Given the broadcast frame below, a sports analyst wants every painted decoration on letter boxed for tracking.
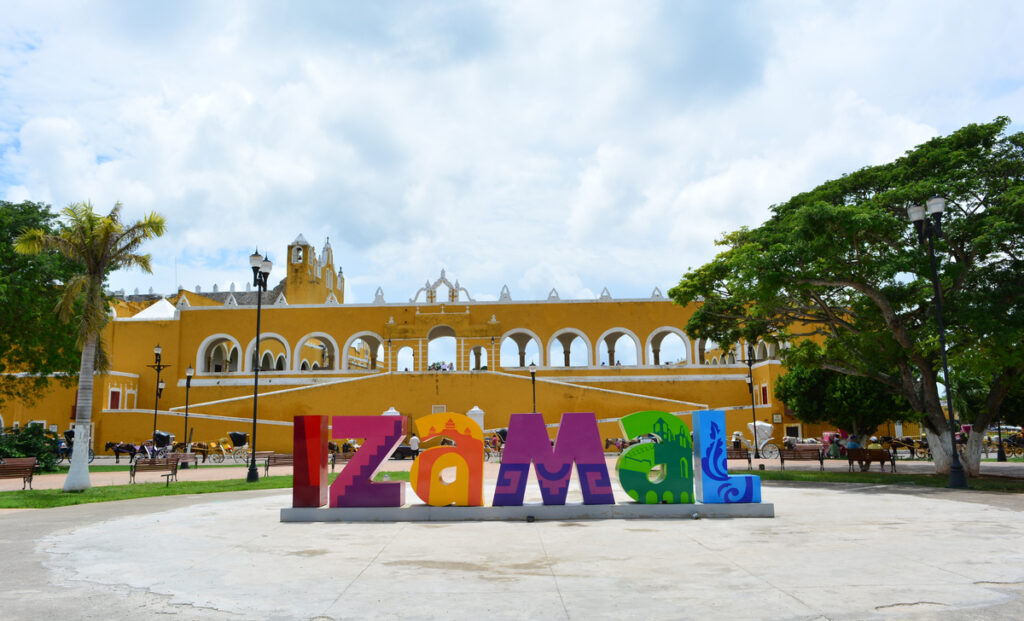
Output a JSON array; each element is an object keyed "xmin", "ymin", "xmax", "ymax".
[
  {"xmin": 329, "ymin": 415, "xmax": 407, "ymax": 507},
  {"xmin": 493, "ymin": 412, "xmax": 615, "ymax": 506},
  {"xmin": 293, "ymin": 415, "xmax": 329, "ymax": 508},
  {"xmin": 616, "ymin": 410, "xmax": 694, "ymax": 504},
  {"xmin": 409, "ymin": 413, "xmax": 485, "ymax": 506},
  {"xmin": 692, "ymin": 409, "xmax": 761, "ymax": 503}
]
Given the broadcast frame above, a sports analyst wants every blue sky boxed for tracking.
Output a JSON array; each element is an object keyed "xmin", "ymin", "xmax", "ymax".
[{"xmin": 2, "ymin": 1, "xmax": 1022, "ymax": 305}]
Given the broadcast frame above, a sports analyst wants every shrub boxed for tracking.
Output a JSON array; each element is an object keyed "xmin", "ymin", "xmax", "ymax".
[{"xmin": 0, "ymin": 424, "xmax": 60, "ymax": 471}]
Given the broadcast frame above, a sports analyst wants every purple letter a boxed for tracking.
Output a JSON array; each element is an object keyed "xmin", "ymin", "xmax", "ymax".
[{"xmin": 493, "ymin": 412, "xmax": 615, "ymax": 506}]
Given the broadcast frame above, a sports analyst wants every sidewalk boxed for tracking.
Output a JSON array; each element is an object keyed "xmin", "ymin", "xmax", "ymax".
[
  {"xmin": 6, "ymin": 453, "xmax": 1022, "ymax": 493},
  {"xmin": 1, "ymin": 462, "xmax": 1022, "ymax": 620}
]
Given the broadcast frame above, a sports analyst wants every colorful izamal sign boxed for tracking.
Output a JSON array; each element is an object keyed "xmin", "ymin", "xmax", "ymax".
[{"xmin": 288, "ymin": 409, "xmax": 763, "ymax": 516}]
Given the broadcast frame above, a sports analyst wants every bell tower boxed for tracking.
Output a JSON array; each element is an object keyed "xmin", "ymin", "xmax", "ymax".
[{"xmin": 284, "ymin": 234, "xmax": 345, "ymax": 305}]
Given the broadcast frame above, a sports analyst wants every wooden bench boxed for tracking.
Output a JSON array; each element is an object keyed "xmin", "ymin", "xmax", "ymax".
[
  {"xmin": 167, "ymin": 453, "xmax": 199, "ymax": 469},
  {"xmin": 130, "ymin": 457, "xmax": 180, "ymax": 486},
  {"xmin": 725, "ymin": 448, "xmax": 752, "ymax": 470},
  {"xmin": 264, "ymin": 453, "xmax": 293, "ymax": 476},
  {"xmin": 847, "ymin": 448, "xmax": 896, "ymax": 472},
  {"xmin": 330, "ymin": 451, "xmax": 357, "ymax": 472},
  {"xmin": 0, "ymin": 457, "xmax": 37, "ymax": 490},
  {"xmin": 779, "ymin": 446, "xmax": 824, "ymax": 470}
]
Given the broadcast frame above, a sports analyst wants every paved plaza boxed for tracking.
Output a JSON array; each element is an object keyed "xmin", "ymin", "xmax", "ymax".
[{"xmin": 1, "ymin": 460, "xmax": 1023, "ymax": 620}]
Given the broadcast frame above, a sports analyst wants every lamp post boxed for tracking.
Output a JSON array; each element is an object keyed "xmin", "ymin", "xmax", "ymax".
[
  {"xmin": 745, "ymin": 343, "xmax": 760, "ymax": 458},
  {"xmin": 147, "ymin": 345, "xmax": 171, "ymax": 443},
  {"xmin": 907, "ymin": 197, "xmax": 968, "ymax": 489},
  {"xmin": 247, "ymin": 250, "xmax": 272, "ymax": 483},
  {"xmin": 182, "ymin": 365, "xmax": 194, "ymax": 468},
  {"xmin": 996, "ymin": 419, "xmax": 1007, "ymax": 462},
  {"xmin": 529, "ymin": 362, "xmax": 537, "ymax": 413}
]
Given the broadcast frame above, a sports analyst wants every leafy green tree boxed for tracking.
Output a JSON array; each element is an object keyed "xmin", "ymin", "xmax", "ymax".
[
  {"xmin": 0, "ymin": 424, "xmax": 60, "ymax": 471},
  {"xmin": 0, "ymin": 202, "xmax": 81, "ymax": 406},
  {"xmin": 669, "ymin": 118, "xmax": 1024, "ymax": 476},
  {"xmin": 773, "ymin": 351, "xmax": 917, "ymax": 442},
  {"xmin": 16, "ymin": 202, "xmax": 165, "ymax": 491}
]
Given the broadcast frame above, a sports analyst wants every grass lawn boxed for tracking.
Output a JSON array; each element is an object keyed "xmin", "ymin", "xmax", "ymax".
[
  {"xmin": 2, "ymin": 468, "xmax": 1017, "ymax": 509},
  {"xmin": 0, "ymin": 470, "xmax": 412, "ymax": 509},
  {"xmin": 752, "ymin": 469, "xmax": 1024, "ymax": 492}
]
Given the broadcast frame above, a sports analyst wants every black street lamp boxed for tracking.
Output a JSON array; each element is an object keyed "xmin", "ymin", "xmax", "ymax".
[
  {"xmin": 147, "ymin": 344, "xmax": 170, "ymax": 442},
  {"xmin": 529, "ymin": 362, "xmax": 537, "ymax": 413},
  {"xmin": 745, "ymin": 343, "xmax": 760, "ymax": 458},
  {"xmin": 908, "ymin": 197, "xmax": 968, "ymax": 489},
  {"xmin": 247, "ymin": 250, "xmax": 273, "ymax": 483},
  {"xmin": 182, "ymin": 365, "xmax": 194, "ymax": 468},
  {"xmin": 996, "ymin": 419, "xmax": 1007, "ymax": 462}
]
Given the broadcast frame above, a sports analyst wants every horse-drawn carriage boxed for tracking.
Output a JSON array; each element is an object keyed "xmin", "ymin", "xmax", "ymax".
[{"xmin": 207, "ymin": 431, "xmax": 250, "ymax": 463}]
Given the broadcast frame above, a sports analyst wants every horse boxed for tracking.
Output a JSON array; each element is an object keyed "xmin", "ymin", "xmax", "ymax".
[
  {"xmin": 104, "ymin": 441, "xmax": 138, "ymax": 464},
  {"xmin": 173, "ymin": 441, "xmax": 211, "ymax": 463}
]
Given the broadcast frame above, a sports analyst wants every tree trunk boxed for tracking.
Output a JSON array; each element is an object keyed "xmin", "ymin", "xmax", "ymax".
[
  {"xmin": 961, "ymin": 432, "xmax": 983, "ymax": 477},
  {"xmin": 63, "ymin": 333, "xmax": 97, "ymax": 492},
  {"xmin": 925, "ymin": 427, "xmax": 982, "ymax": 477},
  {"xmin": 924, "ymin": 427, "xmax": 952, "ymax": 475}
]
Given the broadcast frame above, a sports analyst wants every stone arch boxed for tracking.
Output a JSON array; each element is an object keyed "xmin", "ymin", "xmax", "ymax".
[
  {"xmin": 342, "ymin": 331, "xmax": 386, "ymax": 371},
  {"xmin": 500, "ymin": 329, "xmax": 544, "ymax": 368},
  {"xmin": 293, "ymin": 332, "xmax": 340, "ymax": 371},
  {"xmin": 596, "ymin": 327, "xmax": 642, "ymax": 366},
  {"xmin": 244, "ymin": 333, "xmax": 291, "ymax": 372},
  {"xmin": 427, "ymin": 325, "xmax": 457, "ymax": 370},
  {"xmin": 396, "ymin": 346, "xmax": 415, "ymax": 371},
  {"xmin": 469, "ymin": 345, "xmax": 489, "ymax": 370},
  {"xmin": 547, "ymin": 328, "xmax": 592, "ymax": 367},
  {"xmin": 196, "ymin": 334, "xmax": 243, "ymax": 374},
  {"xmin": 645, "ymin": 327, "xmax": 692, "ymax": 366},
  {"xmin": 756, "ymin": 341, "xmax": 769, "ymax": 361}
]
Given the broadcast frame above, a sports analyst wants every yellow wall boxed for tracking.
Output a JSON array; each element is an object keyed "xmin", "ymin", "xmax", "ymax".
[{"xmin": 1, "ymin": 237, "xmax": 918, "ymax": 454}]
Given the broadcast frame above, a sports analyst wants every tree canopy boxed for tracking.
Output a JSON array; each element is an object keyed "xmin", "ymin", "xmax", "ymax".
[
  {"xmin": 16, "ymin": 201, "xmax": 165, "ymax": 491},
  {"xmin": 0, "ymin": 201, "xmax": 81, "ymax": 406},
  {"xmin": 669, "ymin": 117, "xmax": 1024, "ymax": 475},
  {"xmin": 773, "ymin": 349, "xmax": 916, "ymax": 440}
]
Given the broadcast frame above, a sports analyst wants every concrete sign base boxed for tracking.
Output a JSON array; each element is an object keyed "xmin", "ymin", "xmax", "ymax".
[{"xmin": 280, "ymin": 501, "xmax": 774, "ymax": 522}]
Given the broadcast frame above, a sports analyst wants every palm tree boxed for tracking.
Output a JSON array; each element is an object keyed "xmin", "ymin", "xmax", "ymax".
[{"xmin": 16, "ymin": 202, "xmax": 165, "ymax": 491}]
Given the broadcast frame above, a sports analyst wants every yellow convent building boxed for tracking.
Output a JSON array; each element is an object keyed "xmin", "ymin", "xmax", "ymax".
[{"xmin": 6, "ymin": 234, "xmax": 904, "ymax": 453}]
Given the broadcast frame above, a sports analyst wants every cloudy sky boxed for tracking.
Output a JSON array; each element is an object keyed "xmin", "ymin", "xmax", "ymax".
[{"xmin": 2, "ymin": 1, "xmax": 1022, "ymax": 304}]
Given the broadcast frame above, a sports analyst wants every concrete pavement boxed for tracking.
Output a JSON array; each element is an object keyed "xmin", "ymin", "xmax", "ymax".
[{"xmin": 1, "ymin": 460, "xmax": 1023, "ymax": 620}]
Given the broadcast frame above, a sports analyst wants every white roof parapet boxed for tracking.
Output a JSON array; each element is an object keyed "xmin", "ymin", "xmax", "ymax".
[
  {"xmin": 499, "ymin": 284, "xmax": 512, "ymax": 302},
  {"xmin": 225, "ymin": 294, "xmax": 238, "ymax": 306},
  {"xmin": 410, "ymin": 269, "xmax": 475, "ymax": 303},
  {"xmin": 547, "ymin": 288, "xmax": 560, "ymax": 301},
  {"xmin": 274, "ymin": 293, "xmax": 288, "ymax": 306},
  {"xmin": 651, "ymin": 287, "xmax": 664, "ymax": 299},
  {"xmin": 374, "ymin": 287, "xmax": 386, "ymax": 304},
  {"xmin": 599, "ymin": 287, "xmax": 612, "ymax": 300}
]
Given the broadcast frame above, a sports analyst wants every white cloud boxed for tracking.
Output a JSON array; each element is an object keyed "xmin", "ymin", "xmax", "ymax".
[{"xmin": 1, "ymin": 1, "xmax": 1022, "ymax": 302}]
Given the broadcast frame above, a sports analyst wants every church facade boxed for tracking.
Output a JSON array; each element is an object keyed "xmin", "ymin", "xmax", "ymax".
[{"xmin": 4, "ymin": 235, "xmax": 912, "ymax": 453}]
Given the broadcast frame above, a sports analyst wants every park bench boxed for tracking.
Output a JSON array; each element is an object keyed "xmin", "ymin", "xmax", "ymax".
[
  {"xmin": 779, "ymin": 446, "xmax": 824, "ymax": 471},
  {"xmin": 725, "ymin": 448, "xmax": 752, "ymax": 470},
  {"xmin": 130, "ymin": 457, "xmax": 180, "ymax": 486},
  {"xmin": 330, "ymin": 451, "xmax": 357, "ymax": 472},
  {"xmin": 847, "ymin": 448, "xmax": 896, "ymax": 472},
  {"xmin": 264, "ymin": 453, "xmax": 294, "ymax": 476},
  {"xmin": 167, "ymin": 452, "xmax": 199, "ymax": 469},
  {"xmin": 0, "ymin": 457, "xmax": 37, "ymax": 490}
]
